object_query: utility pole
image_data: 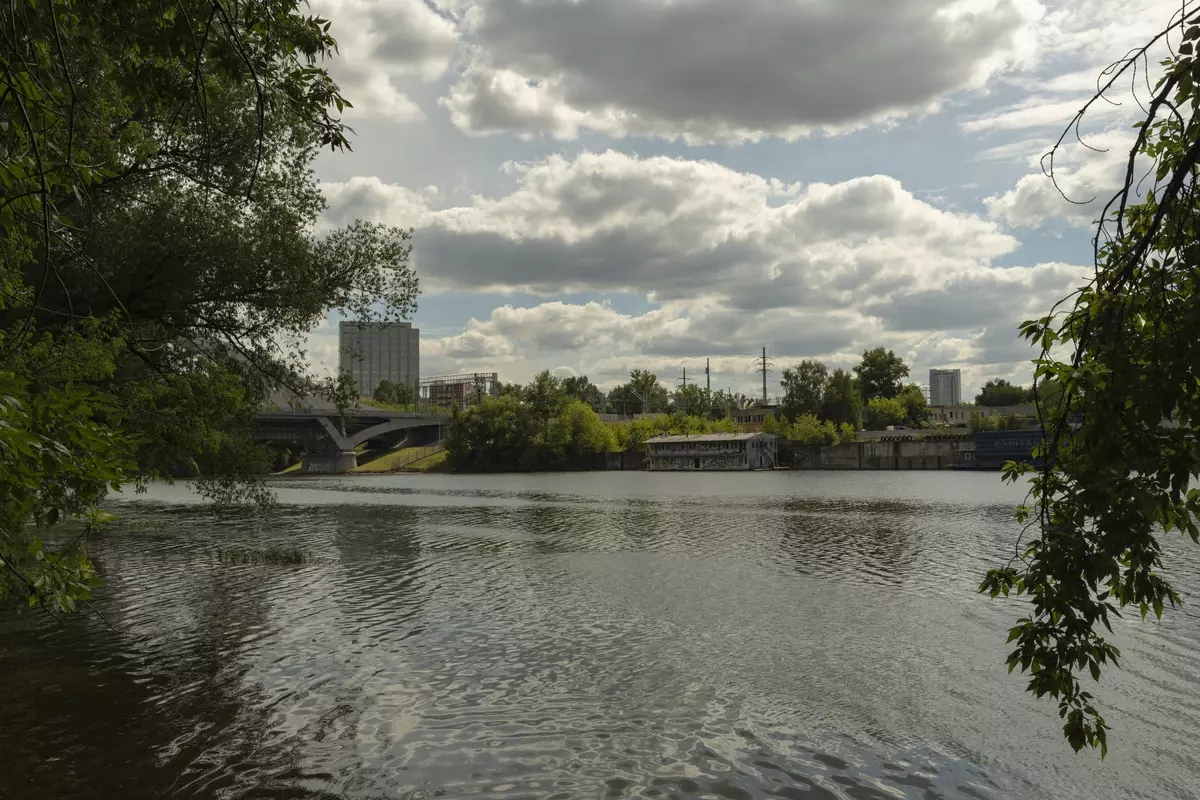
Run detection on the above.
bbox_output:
[705,358,711,392]
[754,346,772,405]
[676,367,689,415]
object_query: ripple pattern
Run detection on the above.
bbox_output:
[1,471,1197,800]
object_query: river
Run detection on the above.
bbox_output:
[2,472,1199,799]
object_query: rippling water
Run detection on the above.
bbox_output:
[3,472,1199,799]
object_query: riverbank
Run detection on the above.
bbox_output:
[279,431,1037,475]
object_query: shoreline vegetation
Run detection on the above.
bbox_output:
[277,363,1040,475]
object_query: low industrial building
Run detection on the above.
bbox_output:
[928,404,1038,426]
[729,404,780,432]
[645,432,778,471]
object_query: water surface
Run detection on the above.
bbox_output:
[3,472,1198,799]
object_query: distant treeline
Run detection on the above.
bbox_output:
[445,371,744,472]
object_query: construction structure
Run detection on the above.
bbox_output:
[929,368,962,406]
[645,432,778,471]
[339,321,420,396]
[731,404,780,432]
[420,372,500,410]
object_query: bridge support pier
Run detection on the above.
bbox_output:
[302,450,358,474]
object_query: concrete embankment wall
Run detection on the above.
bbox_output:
[791,438,975,470]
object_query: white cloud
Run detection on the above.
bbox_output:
[440,0,1041,143]
[323,150,1024,310]
[960,95,1126,133]
[959,0,1184,135]
[317,151,1090,391]
[312,0,460,122]
[986,131,1137,227]
[413,284,1085,396]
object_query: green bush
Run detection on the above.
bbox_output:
[444,396,618,471]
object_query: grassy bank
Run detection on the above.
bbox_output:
[355,448,451,472]
[273,446,450,475]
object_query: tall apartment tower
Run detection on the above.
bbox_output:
[928,368,962,406]
[338,321,420,396]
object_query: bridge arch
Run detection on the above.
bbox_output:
[342,417,448,450]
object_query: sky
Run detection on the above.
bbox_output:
[302,0,1181,401]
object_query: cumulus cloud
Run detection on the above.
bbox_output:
[319,150,1089,394]
[311,0,460,121]
[986,131,1137,227]
[324,150,1023,307]
[415,293,1074,398]
[440,0,1040,143]
[960,0,1182,135]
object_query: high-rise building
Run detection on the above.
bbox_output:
[338,321,420,396]
[929,368,962,406]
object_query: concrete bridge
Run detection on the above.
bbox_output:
[254,392,449,473]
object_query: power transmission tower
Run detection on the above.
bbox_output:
[754,346,772,405]
[676,367,689,415]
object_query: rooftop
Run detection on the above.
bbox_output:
[645,433,774,443]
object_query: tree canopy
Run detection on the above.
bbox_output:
[981,8,1200,755]
[373,379,416,407]
[1,1,416,614]
[896,384,930,427]
[864,397,906,429]
[671,384,711,417]
[853,348,910,400]
[561,375,605,411]
[780,360,829,421]
[608,370,669,415]
[976,379,1034,406]
[819,368,863,427]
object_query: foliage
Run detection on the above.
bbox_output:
[374,379,416,407]
[561,375,606,411]
[444,396,617,471]
[853,348,910,400]
[709,389,756,417]
[0,1,417,616]
[864,397,907,429]
[550,399,619,459]
[819,368,863,427]
[444,396,538,471]
[980,12,1200,755]
[612,414,743,452]
[0,376,134,613]
[498,381,526,400]
[763,413,856,445]
[608,369,670,415]
[526,370,568,424]
[671,384,711,417]
[780,360,829,421]
[976,379,1035,406]
[897,384,930,427]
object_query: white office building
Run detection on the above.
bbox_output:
[338,321,419,396]
[929,368,962,406]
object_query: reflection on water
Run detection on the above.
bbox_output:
[3,472,1199,799]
